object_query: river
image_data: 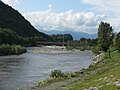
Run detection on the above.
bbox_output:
[0,46,94,90]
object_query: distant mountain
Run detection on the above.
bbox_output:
[0,1,51,40]
[39,30,97,40]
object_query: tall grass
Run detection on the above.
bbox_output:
[0,44,26,56]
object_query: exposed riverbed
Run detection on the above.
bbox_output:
[0,46,94,90]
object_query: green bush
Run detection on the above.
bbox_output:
[79,47,85,51]
[50,69,78,79]
[92,46,100,54]
[64,72,77,78]
[50,70,64,78]
[116,32,120,52]
[0,44,26,56]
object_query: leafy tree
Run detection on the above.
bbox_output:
[80,38,87,43]
[98,22,114,52]
[0,28,23,45]
[116,32,120,52]
[0,28,42,46]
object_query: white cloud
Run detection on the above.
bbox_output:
[82,0,120,16]
[2,0,19,6]
[22,5,106,34]
[81,0,120,32]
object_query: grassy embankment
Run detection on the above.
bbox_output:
[66,50,120,90]
[0,44,26,56]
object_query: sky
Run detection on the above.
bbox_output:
[1,0,120,34]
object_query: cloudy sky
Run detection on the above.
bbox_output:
[1,0,120,34]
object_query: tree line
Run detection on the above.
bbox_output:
[67,21,120,53]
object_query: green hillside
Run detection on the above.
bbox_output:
[0,1,51,40]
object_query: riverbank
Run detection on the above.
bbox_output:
[30,51,120,90]
[66,51,120,90]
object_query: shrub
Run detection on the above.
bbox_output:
[50,69,78,79]
[64,72,77,78]
[92,46,101,54]
[50,70,64,78]
[116,32,120,52]
[0,44,26,56]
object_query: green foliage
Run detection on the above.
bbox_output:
[116,32,120,52]
[18,88,23,90]
[0,2,51,41]
[36,70,78,88]
[98,22,114,52]
[50,70,64,78]
[80,38,98,46]
[0,28,47,46]
[66,51,120,90]
[51,34,73,42]
[66,38,97,51]
[64,72,77,78]
[92,46,101,54]
[99,85,118,90]
[0,44,26,56]
[50,69,78,79]
[0,28,23,45]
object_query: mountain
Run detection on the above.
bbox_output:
[0,1,50,40]
[39,30,97,40]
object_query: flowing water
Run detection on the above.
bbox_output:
[0,46,94,90]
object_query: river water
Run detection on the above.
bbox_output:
[0,46,94,90]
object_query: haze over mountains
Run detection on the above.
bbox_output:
[0,1,97,41]
[39,29,97,40]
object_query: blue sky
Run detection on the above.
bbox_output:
[1,0,120,34]
[16,0,92,13]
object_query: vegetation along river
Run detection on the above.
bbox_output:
[0,46,94,90]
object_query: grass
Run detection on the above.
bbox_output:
[99,85,118,90]
[34,71,79,88]
[66,51,120,90]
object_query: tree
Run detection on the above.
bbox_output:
[51,34,73,42]
[116,32,120,52]
[98,22,114,52]
[0,28,23,45]
[80,38,87,43]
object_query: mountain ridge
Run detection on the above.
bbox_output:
[39,29,97,40]
[0,1,51,40]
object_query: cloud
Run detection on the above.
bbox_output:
[22,5,106,34]
[2,0,19,6]
[82,0,120,16]
[81,0,120,32]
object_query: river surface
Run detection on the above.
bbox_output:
[0,46,94,90]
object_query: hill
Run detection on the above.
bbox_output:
[0,1,51,40]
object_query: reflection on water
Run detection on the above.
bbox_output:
[0,47,94,90]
